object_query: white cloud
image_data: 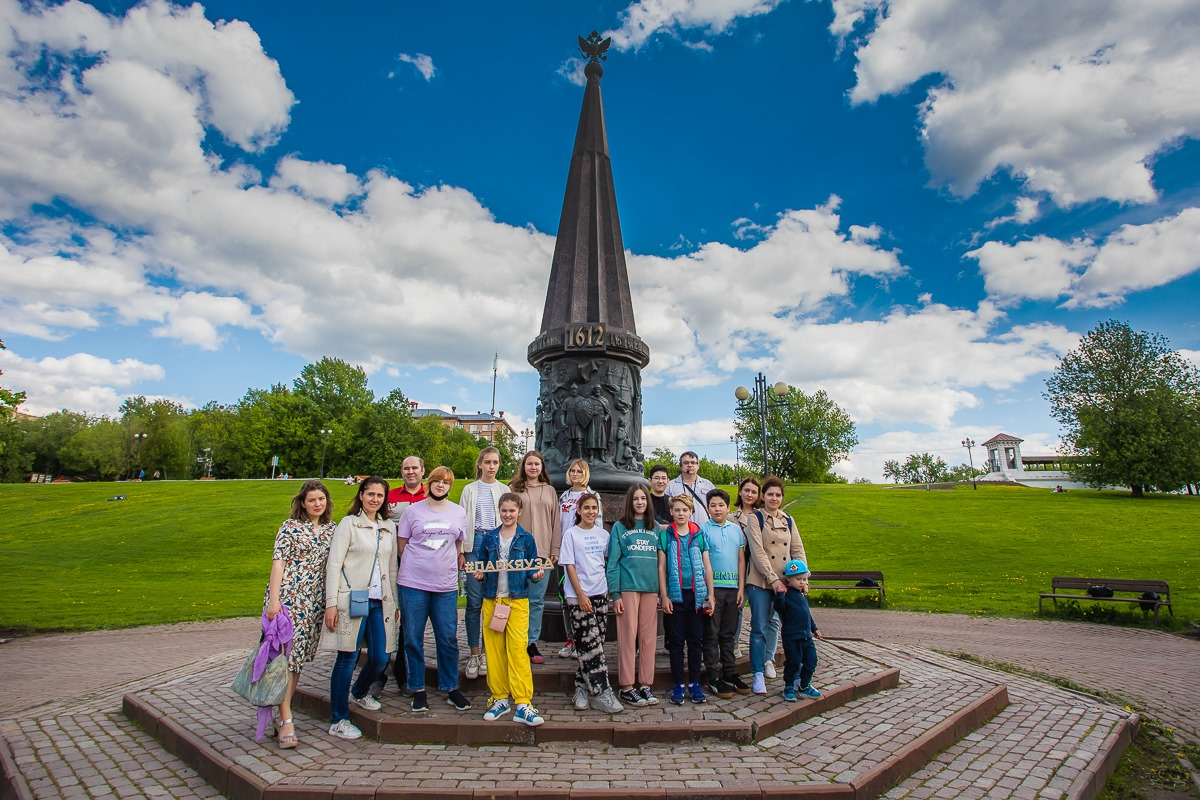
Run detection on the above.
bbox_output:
[0,0,1090,434]
[0,348,166,416]
[270,157,361,204]
[834,0,1200,206]
[642,418,738,457]
[604,0,783,51]
[967,207,1200,308]
[986,196,1041,229]
[397,52,435,81]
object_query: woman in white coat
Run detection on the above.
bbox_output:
[324,476,398,740]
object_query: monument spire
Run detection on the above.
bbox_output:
[528,32,650,490]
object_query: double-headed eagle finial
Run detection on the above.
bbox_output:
[578,30,611,63]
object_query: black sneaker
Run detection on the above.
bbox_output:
[527,642,545,664]
[707,679,734,699]
[447,689,472,710]
[638,686,659,705]
[410,691,429,712]
[618,688,648,707]
[725,675,752,695]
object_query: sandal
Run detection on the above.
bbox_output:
[276,718,298,749]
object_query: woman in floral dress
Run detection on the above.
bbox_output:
[264,479,336,748]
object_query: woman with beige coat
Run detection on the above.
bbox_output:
[744,475,807,695]
[324,476,398,740]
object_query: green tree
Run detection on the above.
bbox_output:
[882,452,950,484]
[188,402,242,478]
[1045,320,1200,497]
[0,339,26,424]
[644,448,679,478]
[0,420,34,481]
[61,418,127,479]
[735,387,858,482]
[346,389,417,477]
[120,397,190,479]
[22,411,89,476]
[235,384,312,478]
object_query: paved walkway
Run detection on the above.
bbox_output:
[819,609,1200,742]
[1,610,1195,740]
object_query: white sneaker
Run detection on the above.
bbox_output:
[558,641,576,658]
[589,688,624,713]
[752,672,767,695]
[466,654,481,679]
[479,653,487,676]
[483,698,511,721]
[350,693,381,711]
[764,660,777,679]
[573,687,589,711]
[328,719,362,739]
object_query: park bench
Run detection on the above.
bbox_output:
[1038,577,1173,622]
[807,570,885,608]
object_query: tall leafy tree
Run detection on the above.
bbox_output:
[883,452,950,484]
[346,389,417,477]
[120,397,191,479]
[0,340,26,424]
[1045,320,1200,497]
[734,387,858,482]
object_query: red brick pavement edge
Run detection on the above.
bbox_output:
[120,680,1010,800]
[0,729,33,800]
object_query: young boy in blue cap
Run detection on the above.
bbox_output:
[773,559,823,702]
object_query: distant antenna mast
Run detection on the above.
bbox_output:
[490,353,498,416]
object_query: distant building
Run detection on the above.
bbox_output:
[409,403,516,444]
[978,433,1089,490]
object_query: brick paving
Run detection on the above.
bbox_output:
[818,609,1200,742]
[2,609,1188,798]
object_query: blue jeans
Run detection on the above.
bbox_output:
[463,544,484,649]
[400,586,459,692]
[747,585,782,675]
[527,571,549,644]
[329,599,389,723]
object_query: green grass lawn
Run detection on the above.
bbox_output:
[0,479,1195,632]
[785,483,1198,624]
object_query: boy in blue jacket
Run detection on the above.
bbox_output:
[773,559,823,702]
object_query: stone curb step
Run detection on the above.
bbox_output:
[287,668,901,746]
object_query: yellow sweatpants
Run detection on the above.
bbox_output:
[482,597,533,706]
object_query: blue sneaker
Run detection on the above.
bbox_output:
[483,698,511,721]
[513,705,544,726]
[669,684,687,705]
[799,685,822,699]
[689,683,707,704]
[782,686,798,702]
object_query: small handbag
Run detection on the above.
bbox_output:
[343,528,381,618]
[488,602,511,632]
[231,641,289,706]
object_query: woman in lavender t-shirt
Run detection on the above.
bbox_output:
[396,466,470,712]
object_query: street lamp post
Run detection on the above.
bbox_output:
[734,373,790,477]
[132,432,147,480]
[962,437,977,490]
[521,427,533,451]
[730,433,741,481]
[319,428,332,478]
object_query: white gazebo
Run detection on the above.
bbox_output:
[978,433,1089,490]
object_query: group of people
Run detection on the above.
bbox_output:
[260,449,823,747]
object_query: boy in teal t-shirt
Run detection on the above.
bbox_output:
[701,488,749,697]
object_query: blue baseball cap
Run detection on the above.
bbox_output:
[784,559,809,577]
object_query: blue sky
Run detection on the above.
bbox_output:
[3,0,1199,480]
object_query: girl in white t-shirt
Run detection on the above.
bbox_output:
[560,493,623,713]
[556,459,602,659]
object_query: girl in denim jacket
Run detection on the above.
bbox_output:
[472,493,546,726]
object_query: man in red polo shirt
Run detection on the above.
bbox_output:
[373,455,427,698]
[388,455,427,519]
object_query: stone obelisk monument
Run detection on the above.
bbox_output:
[528,32,650,492]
